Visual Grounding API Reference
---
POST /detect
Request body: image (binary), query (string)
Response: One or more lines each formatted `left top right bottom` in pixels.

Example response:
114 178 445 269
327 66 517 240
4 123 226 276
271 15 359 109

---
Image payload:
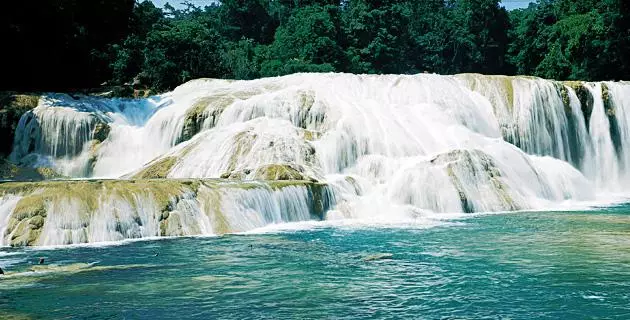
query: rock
0 158 65 181
0 93 40 157
431 149 519 213
564 81 594 125
29 215 45 229
302 129 322 141
363 253 393 262
456 74 516 111
131 157 178 179
225 163 318 182
253 164 309 181
92 123 111 142
110 85 135 98
601 83 622 156
178 95 236 144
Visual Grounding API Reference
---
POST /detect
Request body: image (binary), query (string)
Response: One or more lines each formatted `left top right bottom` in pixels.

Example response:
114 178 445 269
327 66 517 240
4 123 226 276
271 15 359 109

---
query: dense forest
1 0 629 92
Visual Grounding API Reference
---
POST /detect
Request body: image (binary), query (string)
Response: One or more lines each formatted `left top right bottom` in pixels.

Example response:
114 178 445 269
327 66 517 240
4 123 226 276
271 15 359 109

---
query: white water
4 73 630 245
2 182 328 246
0 195 21 246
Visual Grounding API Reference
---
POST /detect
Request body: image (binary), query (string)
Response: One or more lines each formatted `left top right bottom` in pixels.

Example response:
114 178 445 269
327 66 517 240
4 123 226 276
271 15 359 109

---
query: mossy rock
302 129 322 141
132 157 178 179
602 83 622 156
179 99 212 143
0 159 21 179
564 81 593 126
0 93 40 157
295 90 319 128
8 218 42 246
29 215 45 229
197 186 230 234
226 131 257 174
554 83 572 113
223 163 318 182
254 164 308 181
12 195 47 220
308 183 331 219
456 74 515 112
178 94 240 143
0 158 65 181
432 149 518 213
92 123 111 142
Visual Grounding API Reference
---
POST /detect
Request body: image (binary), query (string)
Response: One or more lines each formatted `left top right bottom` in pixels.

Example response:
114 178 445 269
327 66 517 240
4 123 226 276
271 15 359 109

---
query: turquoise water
1 207 630 319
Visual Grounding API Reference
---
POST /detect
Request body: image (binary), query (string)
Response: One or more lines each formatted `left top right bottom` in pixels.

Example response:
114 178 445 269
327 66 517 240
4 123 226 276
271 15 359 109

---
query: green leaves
508 0 630 81
6 0 630 92
267 5 342 72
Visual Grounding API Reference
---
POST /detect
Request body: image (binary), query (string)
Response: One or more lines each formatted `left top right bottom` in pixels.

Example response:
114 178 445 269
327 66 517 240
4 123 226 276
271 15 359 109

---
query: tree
342 0 413 74
261 5 343 76
142 18 225 90
218 0 279 44
221 39 260 79
447 0 512 74
0 0 135 90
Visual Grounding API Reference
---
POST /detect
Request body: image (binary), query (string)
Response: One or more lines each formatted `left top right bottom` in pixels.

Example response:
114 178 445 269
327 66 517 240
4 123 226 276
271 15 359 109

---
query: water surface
1 206 630 319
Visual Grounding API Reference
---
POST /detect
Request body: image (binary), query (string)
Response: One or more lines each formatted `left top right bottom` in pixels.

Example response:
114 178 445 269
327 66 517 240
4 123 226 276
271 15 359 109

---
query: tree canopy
2 0 629 92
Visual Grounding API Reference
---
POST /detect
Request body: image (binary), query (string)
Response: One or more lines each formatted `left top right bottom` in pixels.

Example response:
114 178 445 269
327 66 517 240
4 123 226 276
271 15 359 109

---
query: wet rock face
92 123 111 143
564 81 594 126
0 158 64 182
178 93 246 144
223 163 318 182
0 94 40 157
131 157 178 179
430 149 519 213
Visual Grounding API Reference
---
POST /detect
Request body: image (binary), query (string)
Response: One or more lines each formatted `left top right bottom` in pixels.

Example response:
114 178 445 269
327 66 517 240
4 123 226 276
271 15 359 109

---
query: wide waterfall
2 73 630 246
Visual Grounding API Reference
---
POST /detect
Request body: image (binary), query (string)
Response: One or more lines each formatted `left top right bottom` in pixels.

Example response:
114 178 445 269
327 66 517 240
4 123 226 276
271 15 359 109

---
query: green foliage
1 0 135 90
3 0 630 93
508 0 630 81
342 0 413 74
261 5 343 76
221 39 260 80
142 18 225 90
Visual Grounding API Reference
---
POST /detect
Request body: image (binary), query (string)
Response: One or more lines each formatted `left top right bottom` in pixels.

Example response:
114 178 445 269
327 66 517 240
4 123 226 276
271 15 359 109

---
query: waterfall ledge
0 179 332 246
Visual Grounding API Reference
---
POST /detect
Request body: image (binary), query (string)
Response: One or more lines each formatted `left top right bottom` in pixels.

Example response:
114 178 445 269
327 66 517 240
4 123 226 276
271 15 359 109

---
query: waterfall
3 73 630 246
1 180 331 246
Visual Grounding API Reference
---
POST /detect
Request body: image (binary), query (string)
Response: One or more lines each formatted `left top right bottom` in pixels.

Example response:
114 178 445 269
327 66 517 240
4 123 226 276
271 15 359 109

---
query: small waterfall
4 73 630 246
605 82 630 187
1 180 331 246
457 74 592 169
586 83 620 189
564 87 594 175
0 195 21 246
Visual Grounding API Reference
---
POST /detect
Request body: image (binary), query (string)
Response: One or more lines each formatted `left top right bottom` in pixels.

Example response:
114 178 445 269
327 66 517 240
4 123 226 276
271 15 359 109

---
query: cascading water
2 73 630 246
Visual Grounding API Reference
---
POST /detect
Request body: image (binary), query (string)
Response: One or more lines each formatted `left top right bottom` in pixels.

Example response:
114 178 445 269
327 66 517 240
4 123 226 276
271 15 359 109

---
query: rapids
2 73 630 246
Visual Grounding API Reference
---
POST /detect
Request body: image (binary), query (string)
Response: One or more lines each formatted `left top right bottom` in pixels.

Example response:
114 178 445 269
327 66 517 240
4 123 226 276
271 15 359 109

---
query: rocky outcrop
0 159 65 181
131 157 178 179
178 97 225 143
430 149 520 213
564 81 594 126
0 93 40 157
457 74 517 112
221 163 318 182
178 90 258 144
